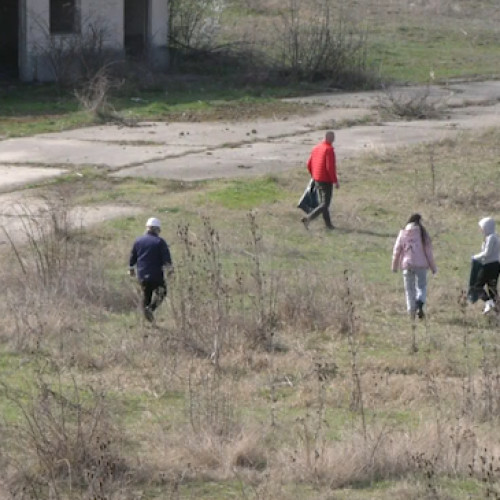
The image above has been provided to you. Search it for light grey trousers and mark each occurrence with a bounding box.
[403,268,428,313]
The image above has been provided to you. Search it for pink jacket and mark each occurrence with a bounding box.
[391,223,437,273]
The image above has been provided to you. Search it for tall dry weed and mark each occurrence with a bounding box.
[0,192,134,355]
[1,371,131,499]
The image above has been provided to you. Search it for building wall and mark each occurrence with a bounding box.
[20,0,50,81]
[19,0,168,82]
[150,0,169,69]
[82,0,124,50]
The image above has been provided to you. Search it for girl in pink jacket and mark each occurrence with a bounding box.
[392,213,437,319]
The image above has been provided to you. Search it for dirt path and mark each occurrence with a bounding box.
[0,79,499,237]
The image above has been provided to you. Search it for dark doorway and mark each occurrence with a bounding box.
[124,0,149,58]
[0,0,19,78]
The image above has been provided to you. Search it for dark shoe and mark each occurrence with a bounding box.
[325,224,335,230]
[301,217,310,230]
[144,306,154,323]
[416,300,425,320]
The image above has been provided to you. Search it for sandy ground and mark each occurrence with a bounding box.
[0,80,499,238]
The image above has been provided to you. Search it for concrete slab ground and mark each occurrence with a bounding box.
[112,105,500,181]
[0,79,499,238]
[0,107,370,172]
[0,165,67,192]
[1,80,499,185]
[0,196,141,246]
[0,136,194,170]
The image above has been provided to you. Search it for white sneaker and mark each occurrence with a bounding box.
[483,300,496,314]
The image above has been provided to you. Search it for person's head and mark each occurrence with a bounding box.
[145,217,161,235]
[325,131,335,144]
[479,217,495,236]
[406,213,429,243]
[407,213,422,225]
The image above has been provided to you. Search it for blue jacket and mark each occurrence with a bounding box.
[129,232,172,282]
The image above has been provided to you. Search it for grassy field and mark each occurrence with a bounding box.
[2,0,500,497]
[1,125,500,498]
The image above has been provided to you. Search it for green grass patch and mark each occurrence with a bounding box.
[0,82,318,138]
[370,22,500,83]
[206,176,286,209]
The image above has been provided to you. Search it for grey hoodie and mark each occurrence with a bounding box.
[473,217,500,264]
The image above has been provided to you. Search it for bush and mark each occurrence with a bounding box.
[1,372,130,498]
[379,84,446,119]
[274,0,373,86]
[0,190,135,353]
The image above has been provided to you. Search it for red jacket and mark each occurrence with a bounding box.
[307,141,337,183]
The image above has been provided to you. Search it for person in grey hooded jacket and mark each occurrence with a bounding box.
[471,217,500,314]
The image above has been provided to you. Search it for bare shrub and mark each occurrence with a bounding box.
[168,0,225,50]
[341,270,366,436]
[276,270,336,333]
[169,214,282,360]
[279,419,482,490]
[75,15,118,81]
[1,372,130,498]
[169,214,369,362]
[156,425,266,484]
[74,67,130,124]
[430,180,500,212]
[243,211,280,348]
[461,340,500,423]
[152,368,267,481]
[274,0,373,86]
[379,84,447,119]
[170,219,232,360]
[31,14,120,86]
[187,367,240,439]
[1,192,134,353]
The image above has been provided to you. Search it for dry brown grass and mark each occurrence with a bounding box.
[3,129,500,498]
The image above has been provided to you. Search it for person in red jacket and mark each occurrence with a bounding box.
[302,131,339,230]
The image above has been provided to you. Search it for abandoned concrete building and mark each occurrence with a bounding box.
[0,0,169,81]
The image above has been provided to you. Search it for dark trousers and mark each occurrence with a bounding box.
[141,280,167,311]
[470,261,500,303]
[305,181,333,226]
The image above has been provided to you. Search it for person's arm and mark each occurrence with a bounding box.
[424,241,437,274]
[391,233,402,272]
[129,242,137,276]
[326,148,338,186]
[307,154,313,177]
[473,235,494,263]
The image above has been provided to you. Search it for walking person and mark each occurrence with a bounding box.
[301,130,339,230]
[392,214,437,320]
[129,217,173,322]
[469,217,500,314]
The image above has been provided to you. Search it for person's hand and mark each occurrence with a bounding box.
[166,266,175,277]
[128,268,135,277]
[335,182,340,189]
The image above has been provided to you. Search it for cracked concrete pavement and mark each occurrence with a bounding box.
[0,79,499,240]
[1,80,500,181]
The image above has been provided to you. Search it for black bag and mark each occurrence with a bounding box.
[297,179,319,214]
[467,258,482,303]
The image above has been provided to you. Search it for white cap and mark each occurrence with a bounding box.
[146,217,161,228]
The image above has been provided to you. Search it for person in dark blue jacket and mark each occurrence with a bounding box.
[129,217,173,322]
